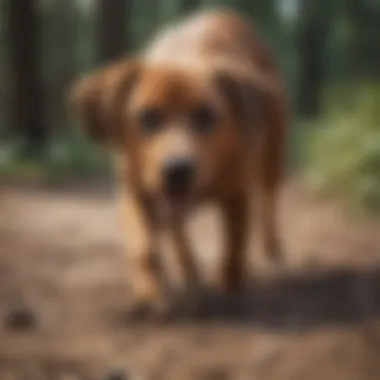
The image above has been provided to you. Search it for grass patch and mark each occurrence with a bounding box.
[0,134,111,185]
[304,84,380,215]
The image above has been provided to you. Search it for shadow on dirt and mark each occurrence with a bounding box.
[116,267,380,330]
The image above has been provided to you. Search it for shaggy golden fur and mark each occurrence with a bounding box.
[68,9,289,309]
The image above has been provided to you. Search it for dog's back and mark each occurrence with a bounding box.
[144,10,279,80]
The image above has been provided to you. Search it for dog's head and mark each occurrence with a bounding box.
[68,58,271,211]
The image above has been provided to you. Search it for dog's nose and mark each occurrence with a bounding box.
[163,157,196,195]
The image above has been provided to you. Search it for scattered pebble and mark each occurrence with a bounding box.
[105,368,131,380]
[5,306,37,331]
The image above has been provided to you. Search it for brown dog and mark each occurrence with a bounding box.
[68,9,288,310]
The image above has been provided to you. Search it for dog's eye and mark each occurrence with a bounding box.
[191,105,217,134]
[136,108,164,134]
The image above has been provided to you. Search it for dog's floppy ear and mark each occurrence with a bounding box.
[68,58,141,149]
[214,68,276,138]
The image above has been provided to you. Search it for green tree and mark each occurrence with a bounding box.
[345,0,380,81]
[296,0,333,117]
[8,0,47,154]
[44,0,77,133]
[135,0,161,49]
[96,0,130,63]
[179,0,202,15]
[0,0,8,137]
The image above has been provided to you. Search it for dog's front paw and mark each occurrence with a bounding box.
[126,298,164,322]
[123,276,169,322]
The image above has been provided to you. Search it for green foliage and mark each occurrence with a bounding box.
[42,135,110,183]
[0,134,110,184]
[305,85,380,214]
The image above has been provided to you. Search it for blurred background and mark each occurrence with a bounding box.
[1,1,380,379]
[0,0,379,211]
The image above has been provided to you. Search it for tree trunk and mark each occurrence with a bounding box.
[49,0,77,133]
[0,0,8,137]
[8,0,47,153]
[96,0,129,64]
[145,0,159,40]
[296,0,332,117]
[179,0,201,15]
[345,0,380,80]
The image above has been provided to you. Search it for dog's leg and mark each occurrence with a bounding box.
[168,218,200,289]
[219,194,250,292]
[121,189,168,312]
[260,101,286,263]
[164,219,202,317]
[261,179,282,262]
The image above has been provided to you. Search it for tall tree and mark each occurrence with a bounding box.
[96,0,129,63]
[44,0,77,133]
[135,0,160,49]
[8,0,47,153]
[0,0,8,138]
[296,0,333,117]
[144,0,159,41]
[179,0,202,15]
[239,0,281,54]
[345,0,380,81]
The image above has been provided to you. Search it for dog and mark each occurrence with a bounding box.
[68,9,288,312]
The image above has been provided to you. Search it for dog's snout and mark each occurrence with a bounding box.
[163,157,196,195]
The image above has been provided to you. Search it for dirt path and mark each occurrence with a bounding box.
[1,179,380,379]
